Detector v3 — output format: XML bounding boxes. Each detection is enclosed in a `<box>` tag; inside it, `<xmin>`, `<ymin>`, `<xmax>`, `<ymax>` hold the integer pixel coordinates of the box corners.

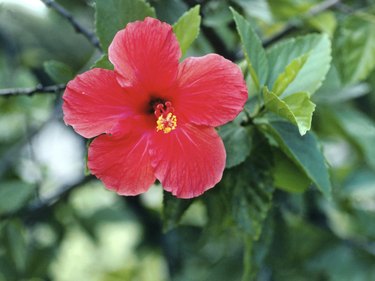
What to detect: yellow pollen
<box><xmin>156</xmin><ymin>112</ymin><xmax>177</xmax><ymax>134</ymax></box>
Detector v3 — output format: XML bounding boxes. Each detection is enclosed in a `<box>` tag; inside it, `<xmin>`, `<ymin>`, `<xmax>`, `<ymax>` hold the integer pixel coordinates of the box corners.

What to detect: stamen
<box><xmin>154</xmin><ymin>101</ymin><xmax>177</xmax><ymax>134</ymax></box>
<box><xmin>156</xmin><ymin>112</ymin><xmax>177</xmax><ymax>134</ymax></box>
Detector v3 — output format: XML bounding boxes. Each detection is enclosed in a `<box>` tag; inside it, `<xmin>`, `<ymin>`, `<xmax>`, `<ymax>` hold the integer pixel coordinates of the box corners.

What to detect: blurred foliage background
<box><xmin>1</xmin><ymin>0</ymin><xmax>375</xmax><ymax>280</ymax></box>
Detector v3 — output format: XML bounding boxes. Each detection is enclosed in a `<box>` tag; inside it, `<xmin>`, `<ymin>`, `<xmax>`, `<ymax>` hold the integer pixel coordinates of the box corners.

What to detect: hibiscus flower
<box><xmin>63</xmin><ymin>17</ymin><xmax>247</xmax><ymax>198</ymax></box>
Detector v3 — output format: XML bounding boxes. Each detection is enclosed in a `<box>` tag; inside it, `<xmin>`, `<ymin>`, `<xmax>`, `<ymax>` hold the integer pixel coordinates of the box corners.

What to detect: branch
<box><xmin>0</xmin><ymin>84</ymin><xmax>66</xmax><ymax>97</ymax></box>
<box><xmin>40</xmin><ymin>0</ymin><xmax>102</xmax><ymax>52</ymax></box>
<box><xmin>262</xmin><ymin>0</ymin><xmax>340</xmax><ymax>47</ymax></box>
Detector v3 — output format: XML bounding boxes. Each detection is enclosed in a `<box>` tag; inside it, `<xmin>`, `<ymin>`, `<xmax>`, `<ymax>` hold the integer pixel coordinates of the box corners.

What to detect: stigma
<box><xmin>154</xmin><ymin>101</ymin><xmax>177</xmax><ymax>134</ymax></box>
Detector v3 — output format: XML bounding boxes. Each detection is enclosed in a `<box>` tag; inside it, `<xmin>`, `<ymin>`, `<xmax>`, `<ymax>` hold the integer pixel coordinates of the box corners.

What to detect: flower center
<box><xmin>154</xmin><ymin>101</ymin><xmax>177</xmax><ymax>134</ymax></box>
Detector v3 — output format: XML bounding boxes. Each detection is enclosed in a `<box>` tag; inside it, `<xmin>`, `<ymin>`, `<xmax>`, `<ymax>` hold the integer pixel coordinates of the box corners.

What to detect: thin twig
<box><xmin>0</xmin><ymin>84</ymin><xmax>66</xmax><ymax>97</ymax></box>
<box><xmin>40</xmin><ymin>0</ymin><xmax>102</xmax><ymax>52</ymax></box>
<box><xmin>263</xmin><ymin>0</ymin><xmax>340</xmax><ymax>47</ymax></box>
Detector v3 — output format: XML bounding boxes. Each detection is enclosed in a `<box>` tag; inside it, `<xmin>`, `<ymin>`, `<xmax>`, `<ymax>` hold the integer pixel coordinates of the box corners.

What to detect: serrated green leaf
<box><xmin>221</xmin><ymin>139</ymin><xmax>274</xmax><ymax>240</ymax></box>
<box><xmin>231</xmin><ymin>163</ymin><xmax>273</xmax><ymax>240</ymax></box>
<box><xmin>231</xmin><ymin>8</ymin><xmax>268</xmax><ymax>89</ymax></box>
<box><xmin>163</xmin><ymin>191</ymin><xmax>193</xmax><ymax>232</ymax></box>
<box><xmin>95</xmin><ymin>0</ymin><xmax>156</xmax><ymax>51</ymax></box>
<box><xmin>335</xmin><ymin>15</ymin><xmax>375</xmax><ymax>84</ymax></box>
<box><xmin>92</xmin><ymin>54</ymin><xmax>113</xmax><ymax>70</ymax></box>
<box><xmin>256</xmin><ymin>119</ymin><xmax>331</xmax><ymax>198</ymax></box>
<box><xmin>282</xmin><ymin>92</ymin><xmax>316</xmax><ymax>133</ymax></box>
<box><xmin>272</xmin><ymin>149</ymin><xmax>311</xmax><ymax>193</ymax></box>
<box><xmin>267</xmin><ymin>33</ymin><xmax>331</xmax><ymax>96</ymax></box>
<box><xmin>219</xmin><ymin>122</ymin><xmax>253</xmax><ymax>168</ymax></box>
<box><xmin>263</xmin><ymin>88</ymin><xmax>316</xmax><ymax>135</ymax></box>
<box><xmin>242</xmin><ymin>214</ymin><xmax>274</xmax><ymax>281</ymax></box>
<box><xmin>272</xmin><ymin>54</ymin><xmax>308</xmax><ymax>96</ymax></box>
<box><xmin>43</xmin><ymin>60</ymin><xmax>74</xmax><ymax>83</ymax></box>
<box><xmin>173</xmin><ymin>5</ymin><xmax>201</xmax><ymax>56</ymax></box>
<box><xmin>0</xmin><ymin>181</ymin><xmax>36</xmax><ymax>215</ymax></box>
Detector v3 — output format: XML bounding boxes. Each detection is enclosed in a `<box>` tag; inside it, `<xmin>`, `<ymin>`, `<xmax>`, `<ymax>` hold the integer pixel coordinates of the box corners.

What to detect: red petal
<box><xmin>150</xmin><ymin>124</ymin><xmax>226</xmax><ymax>198</ymax></box>
<box><xmin>63</xmin><ymin>68</ymin><xmax>141</xmax><ymax>138</ymax></box>
<box><xmin>175</xmin><ymin>54</ymin><xmax>248</xmax><ymax>126</ymax></box>
<box><xmin>109</xmin><ymin>17</ymin><xmax>181</xmax><ymax>93</ymax></box>
<box><xmin>88</xmin><ymin>129</ymin><xmax>155</xmax><ymax>196</ymax></box>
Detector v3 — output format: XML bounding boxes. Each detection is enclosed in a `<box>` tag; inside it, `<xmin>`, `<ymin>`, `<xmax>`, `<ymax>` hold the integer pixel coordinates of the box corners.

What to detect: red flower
<box><xmin>63</xmin><ymin>17</ymin><xmax>247</xmax><ymax>198</ymax></box>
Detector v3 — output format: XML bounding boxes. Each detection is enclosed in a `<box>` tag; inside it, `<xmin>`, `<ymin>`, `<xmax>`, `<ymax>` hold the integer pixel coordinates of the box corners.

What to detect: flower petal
<box><xmin>109</xmin><ymin>17</ymin><xmax>181</xmax><ymax>93</ymax></box>
<box><xmin>150</xmin><ymin>124</ymin><xmax>226</xmax><ymax>198</ymax></box>
<box><xmin>175</xmin><ymin>54</ymin><xmax>248</xmax><ymax>126</ymax></box>
<box><xmin>88</xmin><ymin>129</ymin><xmax>155</xmax><ymax>196</ymax></box>
<box><xmin>63</xmin><ymin>68</ymin><xmax>141</xmax><ymax>138</ymax></box>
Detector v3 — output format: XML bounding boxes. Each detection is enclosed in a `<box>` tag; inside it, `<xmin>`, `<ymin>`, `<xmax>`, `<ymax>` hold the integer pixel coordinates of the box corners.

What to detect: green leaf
<box><xmin>330</xmin><ymin>106</ymin><xmax>375</xmax><ymax>170</ymax></box>
<box><xmin>313</xmin><ymin>65</ymin><xmax>370</xmax><ymax>104</ymax></box>
<box><xmin>221</xmin><ymin>139</ymin><xmax>274</xmax><ymax>240</ymax></box>
<box><xmin>242</xmin><ymin>214</ymin><xmax>274</xmax><ymax>281</ymax></box>
<box><xmin>263</xmin><ymin>88</ymin><xmax>316</xmax><ymax>135</ymax></box>
<box><xmin>267</xmin><ymin>33</ymin><xmax>331</xmax><ymax>96</ymax></box>
<box><xmin>268</xmin><ymin>0</ymin><xmax>312</xmax><ymax>20</ymax></box>
<box><xmin>163</xmin><ymin>191</ymin><xmax>193</xmax><ymax>232</ymax></box>
<box><xmin>231</xmin><ymin>162</ymin><xmax>273</xmax><ymax>240</ymax></box>
<box><xmin>4</xmin><ymin>220</ymin><xmax>27</xmax><ymax>273</ymax></box>
<box><xmin>272</xmin><ymin>54</ymin><xmax>308</xmax><ymax>96</ymax></box>
<box><xmin>95</xmin><ymin>0</ymin><xmax>156</xmax><ymax>51</ymax></box>
<box><xmin>308</xmin><ymin>244</ymin><xmax>375</xmax><ymax>281</ymax></box>
<box><xmin>282</xmin><ymin>92</ymin><xmax>316</xmax><ymax>134</ymax></box>
<box><xmin>153</xmin><ymin>0</ymin><xmax>188</xmax><ymax>23</ymax></box>
<box><xmin>256</xmin><ymin>119</ymin><xmax>331</xmax><ymax>198</ymax></box>
<box><xmin>43</xmin><ymin>60</ymin><xmax>74</xmax><ymax>83</ymax></box>
<box><xmin>173</xmin><ymin>5</ymin><xmax>201</xmax><ymax>56</ymax></box>
<box><xmin>0</xmin><ymin>181</ymin><xmax>36</xmax><ymax>215</ymax></box>
<box><xmin>307</xmin><ymin>11</ymin><xmax>337</xmax><ymax>38</ymax></box>
<box><xmin>315</xmin><ymin>83</ymin><xmax>370</xmax><ymax>104</ymax></box>
<box><xmin>342</xmin><ymin>169</ymin><xmax>375</xmax><ymax>212</ymax></box>
<box><xmin>92</xmin><ymin>54</ymin><xmax>113</xmax><ymax>70</ymax></box>
<box><xmin>335</xmin><ymin>15</ymin><xmax>375</xmax><ymax>84</ymax></box>
<box><xmin>219</xmin><ymin>122</ymin><xmax>253</xmax><ymax>168</ymax></box>
<box><xmin>231</xmin><ymin>8</ymin><xmax>268</xmax><ymax>89</ymax></box>
<box><xmin>272</xmin><ymin>149</ymin><xmax>311</xmax><ymax>193</ymax></box>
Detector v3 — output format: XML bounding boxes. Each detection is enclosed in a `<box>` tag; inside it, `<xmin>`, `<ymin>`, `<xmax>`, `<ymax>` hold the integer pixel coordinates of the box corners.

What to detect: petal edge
<box><xmin>175</xmin><ymin>54</ymin><xmax>248</xmax><ymax>127</ymax></box>
<box><xmin>63</xmin><ymin>68</ymin><xmax>136</xmax><ymax>138</ymax></box>
<box><xmin>109</xmin><ymin>17</ymin><xmax>181</xmax><ymax>92</ymax></box>
<box><xmin>150</xmin><ymin>124</ymin><xmax>226</xmax><ymax>198</ymax></box>
<box><xmin>88</xmin><ymin>131</ymin><xmax>155</xmax><ymax>196</ymax></box>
